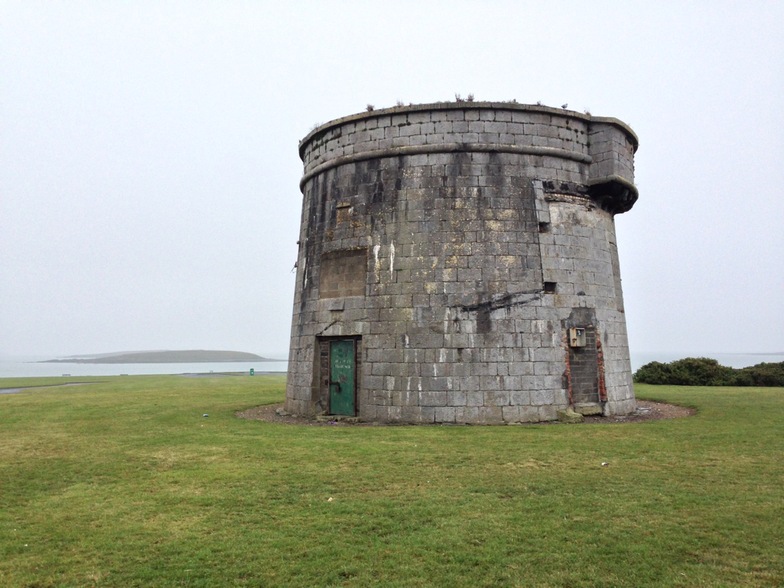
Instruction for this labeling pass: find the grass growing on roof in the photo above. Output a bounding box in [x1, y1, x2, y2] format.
[0, 376, 782, 587]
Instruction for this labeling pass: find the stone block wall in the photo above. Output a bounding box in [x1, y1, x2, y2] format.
[588, 124, 636, 181]
[286, 102, 638, 423]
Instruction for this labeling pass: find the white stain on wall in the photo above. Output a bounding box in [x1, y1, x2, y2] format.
[389, 241, 395, 280]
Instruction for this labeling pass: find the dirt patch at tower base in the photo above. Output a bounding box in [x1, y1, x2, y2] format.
[236, 400, 694, 426]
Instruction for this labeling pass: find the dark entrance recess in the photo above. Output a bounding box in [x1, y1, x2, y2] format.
[568, 325, 601, 405]
[564, 307, 606, 410]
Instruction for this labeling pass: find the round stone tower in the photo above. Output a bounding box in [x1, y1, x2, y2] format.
[286, 102, 638, 424]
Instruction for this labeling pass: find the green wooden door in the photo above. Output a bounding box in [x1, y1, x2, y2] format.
[329, 340, 356, 416]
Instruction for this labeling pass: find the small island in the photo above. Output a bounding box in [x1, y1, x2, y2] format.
[41, 350, 276, 364]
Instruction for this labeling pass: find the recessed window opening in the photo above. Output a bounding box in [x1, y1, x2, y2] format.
[319, 248, 367, 299]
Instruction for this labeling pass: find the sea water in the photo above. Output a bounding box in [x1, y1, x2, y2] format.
[0, 360, 289, 379]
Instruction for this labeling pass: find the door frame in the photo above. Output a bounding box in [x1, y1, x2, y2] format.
[315, 335, 361, 417]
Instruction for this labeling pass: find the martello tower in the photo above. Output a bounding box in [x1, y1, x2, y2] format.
[286, 102, 638, 424]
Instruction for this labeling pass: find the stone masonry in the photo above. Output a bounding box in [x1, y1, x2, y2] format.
[286, 101, 638, 424]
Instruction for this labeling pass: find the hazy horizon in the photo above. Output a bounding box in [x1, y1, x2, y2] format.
[2, 349, 782, 365]
[2, 2, 782, 359]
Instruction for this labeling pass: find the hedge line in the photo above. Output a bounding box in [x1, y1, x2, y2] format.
[633, 357, 784, 387]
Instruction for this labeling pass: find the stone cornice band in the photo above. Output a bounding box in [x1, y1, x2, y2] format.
[300, 143, 593, 192]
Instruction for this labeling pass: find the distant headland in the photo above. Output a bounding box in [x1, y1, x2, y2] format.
[40, 350, 276, 364]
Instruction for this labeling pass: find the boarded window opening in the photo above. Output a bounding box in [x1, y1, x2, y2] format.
[319, 249, 367, 298]
[336, 201, 353, 224]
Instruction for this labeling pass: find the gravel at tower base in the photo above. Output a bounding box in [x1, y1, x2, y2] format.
[286, 102, 639, 424]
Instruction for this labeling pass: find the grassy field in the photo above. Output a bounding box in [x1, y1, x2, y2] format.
[0, 375, 781, 587]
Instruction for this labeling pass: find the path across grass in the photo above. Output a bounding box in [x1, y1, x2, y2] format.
[1, 375, 781, 587]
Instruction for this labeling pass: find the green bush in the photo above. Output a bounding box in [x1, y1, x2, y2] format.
[634, 357, 784, 386]
[632, 361, 673, 384]
[736, 361, 784, 386]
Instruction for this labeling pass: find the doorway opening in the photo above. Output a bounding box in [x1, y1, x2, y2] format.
[316, 336, 361, 416]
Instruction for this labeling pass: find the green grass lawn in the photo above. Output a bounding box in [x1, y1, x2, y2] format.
[1, 376, 782, 587]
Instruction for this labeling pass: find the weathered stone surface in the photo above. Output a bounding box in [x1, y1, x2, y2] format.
[557, 408, 585, 424]
[574, 403, 604, 416]
[286, 102, 638, 424]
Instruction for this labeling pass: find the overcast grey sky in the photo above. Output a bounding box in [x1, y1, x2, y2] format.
[2, 1, 782, 359]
